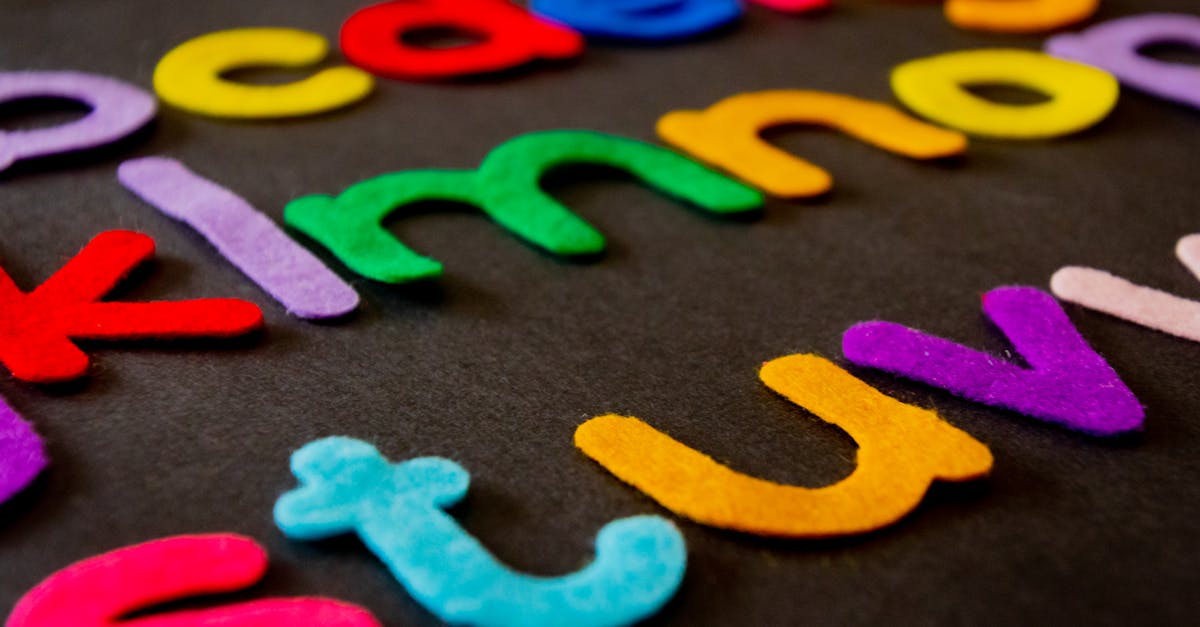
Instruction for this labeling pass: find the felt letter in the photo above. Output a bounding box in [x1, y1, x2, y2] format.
[1049, 233, 1200, 343]
[842, 286, 1144, 436]
[576, 354, 992, 538]
[286, 130, 762, 282]
[0, 72, 155, 173]
[339, 0, 584, 81]
[118, 158, 359, 320]
[1047, 14, 1200, 111]
[5, 534, 381, 627]
[0, 395, 48, 505]
[153, 28, 374, 119]
[275, 437, 686, 627]
[0, 230, 263, 383]
[747, 0, 829, 14]
[529, 0, 743, 41]
[945, 0, 1098, 33]
[656, 90, 967, 197]
[890, 49, 1119, 140]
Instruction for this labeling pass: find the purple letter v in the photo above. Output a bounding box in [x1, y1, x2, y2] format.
[842, 286, 1143, 437]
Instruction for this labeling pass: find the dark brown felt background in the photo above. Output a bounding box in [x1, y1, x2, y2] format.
[1, 1, 1198, 624]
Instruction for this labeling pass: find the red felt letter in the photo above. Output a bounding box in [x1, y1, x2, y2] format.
[340, 0, 584, 81]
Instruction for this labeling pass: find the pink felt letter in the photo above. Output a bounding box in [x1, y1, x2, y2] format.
[6, 534, 381, 627]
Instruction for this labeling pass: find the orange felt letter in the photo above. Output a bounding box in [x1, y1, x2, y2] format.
[656, 90, 966, 198]
[575, 354, 993, 538]
[946, 0, 1098, 33]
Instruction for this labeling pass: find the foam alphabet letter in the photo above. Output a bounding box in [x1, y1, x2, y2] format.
[0, 395, 48, 506]
[153, 28, 374, 119]
[529, 0, 743, 41]
[576, 355, 992, 537]
[339, 0, 584, 81]
[1047, 14, 1200, 111]
[945, 0, 1098, 33]
[890, 49, 1119, 140]
[118, 157, 359, 320]
[656, 90, 967, 197]
[0, 72, 155, 173]
[1050, 233, 1200, 343]
[5, 534, 381, 627]
[842, 286, 1144, 436]
[275, 437, 686, 627]
[285, 130, 762, 282]
[0, 230, 263, 383]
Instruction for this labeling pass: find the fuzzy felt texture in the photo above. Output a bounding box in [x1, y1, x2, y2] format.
[1051, 267, 1200, 344]
[657, 89, 967, 198]
[339, 0, 584, 81]
[5, 534, 381, 627]
[945, 0, 1098, 33]
[275, 437, 687, 627]
[843, 286, 1144, 437]
[152, 28, 373, 119]
[0, 71, 155, 173]
[1048, 232, 1200, 343]
[575, 354, 992, 538]
[747, 0, 829, 13]
[890, 49, 1119, 139]
[118, 157, 359, 320]
[1047, 13, 1200, 111]
[0, 230, 264, 383]
[285, 129, 762, 283]
[0, 395, 47, 505]
[1175, 234, 1200, 280]
[529, 0, 743, 41]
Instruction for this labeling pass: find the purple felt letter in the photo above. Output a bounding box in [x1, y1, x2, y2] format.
[842, 286, 1143, 437]
[0, 396, 48, 504]
[0, 71, 156, 172]
[1046, 14, 1200, 110]
[118, 157, 360, 320]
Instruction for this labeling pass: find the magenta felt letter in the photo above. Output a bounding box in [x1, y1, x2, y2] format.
[842, 286, 1143, 437]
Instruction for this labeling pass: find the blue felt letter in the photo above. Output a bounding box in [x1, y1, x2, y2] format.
[275, 437, 687, 627]
[531, 0, 743, 41]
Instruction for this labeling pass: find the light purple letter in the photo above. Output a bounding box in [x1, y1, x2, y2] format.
[1047, 14, 1200, 110]
[0, 71, 156, 172]
[119, 157, 360, 320]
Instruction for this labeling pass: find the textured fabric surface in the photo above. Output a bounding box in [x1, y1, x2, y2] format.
[843, 287, 1144, 436]
[0, 72, 155, 171]
[529, 0, 744, 41]
[0, 397, 46, 506]
[340, 0, 583, 80]
[285, 130, 761, 282]
[1, 2, 1197, 625]
[276, 437, 687, 627]
[5, 534, 380, 627]
[118, 157, 359, 319]
[891, 49, 1120, 139]
[945, 0, 1099, 33]
[153, 28, 374, 119]
[575, 354, 992, 537]
[656, 89, 967, 197]
[0, 230, 263, 383]
[1046, 13, 1200, 110]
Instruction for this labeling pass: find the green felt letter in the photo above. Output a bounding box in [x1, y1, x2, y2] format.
[285, 130, 763, 283]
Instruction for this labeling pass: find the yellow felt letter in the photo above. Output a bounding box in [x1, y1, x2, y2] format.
[891, 49, 1119, 140]
[154, 28, 374, 119]
[946, 0, 1098, 34]
[656, 90, 966, 198]
[575, 354, 993, 538]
